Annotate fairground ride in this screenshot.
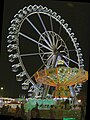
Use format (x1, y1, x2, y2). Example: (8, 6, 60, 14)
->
(7, 5, 88, 101)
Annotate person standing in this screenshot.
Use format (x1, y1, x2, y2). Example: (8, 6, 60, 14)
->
(80, 101, 85, 120)
(15, 105, 21, 118)
(50, 105, 55, 119)
(31, 103, 40, 119)
(21, 103, 26, 120)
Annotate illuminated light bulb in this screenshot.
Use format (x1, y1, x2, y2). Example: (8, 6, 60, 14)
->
(78, 99, 81, 103)
(1, 87, 3, 90)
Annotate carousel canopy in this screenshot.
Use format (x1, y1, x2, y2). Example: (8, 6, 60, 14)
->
(34, 66, 88, 87)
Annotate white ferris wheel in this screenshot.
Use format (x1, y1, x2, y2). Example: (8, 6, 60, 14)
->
(7, 5, 85, 98)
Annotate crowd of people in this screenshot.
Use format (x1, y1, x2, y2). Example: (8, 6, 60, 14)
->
(0, 100, 86, 120)
(0, 103, 27, 120)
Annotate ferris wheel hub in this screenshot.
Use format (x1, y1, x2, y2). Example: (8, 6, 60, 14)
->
(52, 45, 58, 54)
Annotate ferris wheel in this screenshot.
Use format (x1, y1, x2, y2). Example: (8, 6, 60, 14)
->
(7, 5, 85, 98)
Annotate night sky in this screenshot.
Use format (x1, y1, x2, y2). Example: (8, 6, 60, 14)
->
(0, 0, 90, 98)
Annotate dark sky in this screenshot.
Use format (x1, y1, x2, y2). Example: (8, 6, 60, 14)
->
(0, 0, 90, 98)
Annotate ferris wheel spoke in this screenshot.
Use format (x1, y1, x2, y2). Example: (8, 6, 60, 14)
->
(57, 40, 63, 50)
(20, 52, 52, 57)
(64, 61, 69, 67)
(58, 24, 62, 35)
(26, 17, 52, 49)
(50, 16, 53, 32)
(37, 53, 53, 71)
(56, 35, 59, 47)
(65, 36, 69, 43)
(47, 59, 52, 66)
(46, 53, 53, 63)
(60, 48, 69, 54)
(62, 55, 79, 65)
(52, 54, 57, 66)
(57, 44, 62, 50)
(52, 34, 55, 46)
(47, 55, 53, 66)
(19, 32, 52, 51)
(37, 13, 53, 46)
(50, 16, 55, 45)
(60, 50, 66, 53)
